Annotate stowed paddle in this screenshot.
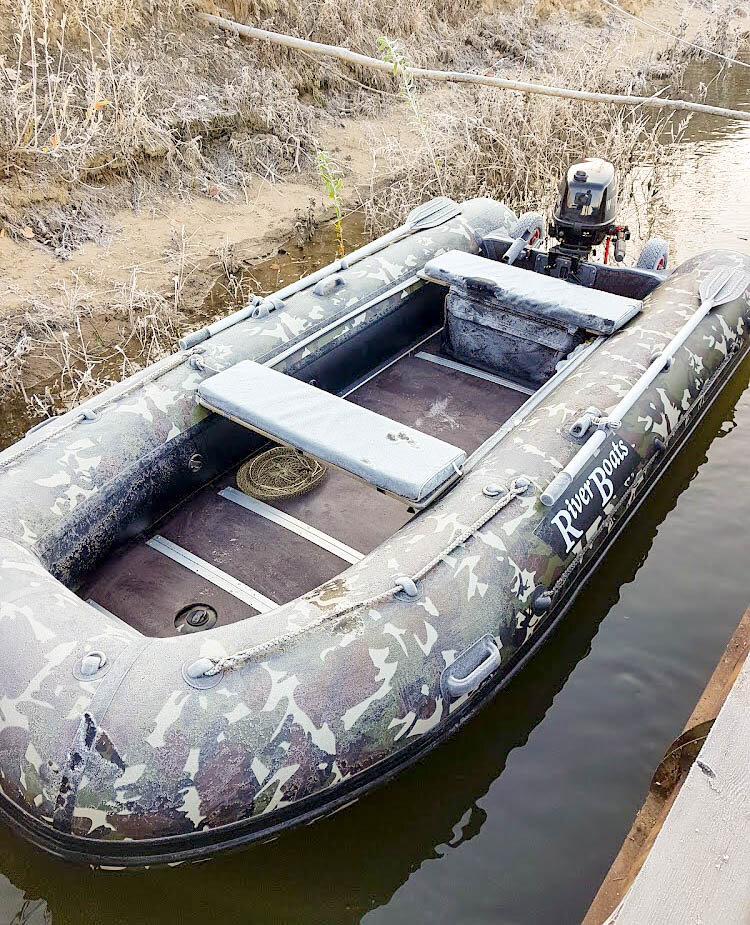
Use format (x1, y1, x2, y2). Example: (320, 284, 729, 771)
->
(541, 261, 750, 506)
(179, 197, 462, 349)
(400, 196, 462, 233)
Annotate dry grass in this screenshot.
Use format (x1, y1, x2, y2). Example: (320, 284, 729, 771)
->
(1, 1, 183, 173)
(0, 262, 188, 421)
(362, 54, 685, 248)
(0, 0, 324, 244)
(0, 0, 745, 226)
(622, 0, 748, 79)
(0, 0, 586, 245)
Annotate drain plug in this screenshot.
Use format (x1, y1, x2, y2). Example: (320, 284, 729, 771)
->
(188, 609, 209, 627)
(175, 603, 218, 634)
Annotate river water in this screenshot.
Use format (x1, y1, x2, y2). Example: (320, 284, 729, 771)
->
(1, 54, 749, 925)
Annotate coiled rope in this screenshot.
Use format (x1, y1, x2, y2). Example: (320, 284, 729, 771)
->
(204, 476, 531, 675)
(599, 0, 750, 71)
(199, 12, 750, 123)
(237, 448, 328, 500)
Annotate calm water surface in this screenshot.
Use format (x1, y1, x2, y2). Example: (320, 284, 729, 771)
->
(2, 56, 750, 925)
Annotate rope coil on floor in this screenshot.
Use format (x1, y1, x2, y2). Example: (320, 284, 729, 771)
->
(237, 448, 328, 500)
(204, 476, 531, 675)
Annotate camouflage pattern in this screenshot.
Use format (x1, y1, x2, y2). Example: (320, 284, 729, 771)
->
(0, 194, 747, 865)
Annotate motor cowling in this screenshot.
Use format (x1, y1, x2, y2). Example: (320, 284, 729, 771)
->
(551, 158, 619, 254)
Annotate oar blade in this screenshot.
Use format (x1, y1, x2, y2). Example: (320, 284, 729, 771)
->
(713, 267, 750, 307)
(699, 266, 733, 306)
(699, 265, 750, 308)
(405, 196, 461, 231)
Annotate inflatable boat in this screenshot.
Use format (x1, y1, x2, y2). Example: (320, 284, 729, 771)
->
(0, 162, 748, 866)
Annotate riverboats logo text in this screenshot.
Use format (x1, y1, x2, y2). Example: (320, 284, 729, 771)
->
(536, 435, 638, 557)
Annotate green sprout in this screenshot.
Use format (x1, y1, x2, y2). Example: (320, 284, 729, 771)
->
(377, 36, 444, 195)
(316, 149, 345, 256)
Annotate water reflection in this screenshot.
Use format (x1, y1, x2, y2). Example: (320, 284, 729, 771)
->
(657, 54, 750, 261)
(660, 56, 750, 142)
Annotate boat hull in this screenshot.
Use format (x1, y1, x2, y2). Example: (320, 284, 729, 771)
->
(0, 197, 747, 866)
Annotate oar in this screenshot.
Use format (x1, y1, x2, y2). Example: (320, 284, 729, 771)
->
(699, 265, 750, 310)
(179, 197, 462, 349)
(402, 196, 462, 231)
(541, 262, 750, 507)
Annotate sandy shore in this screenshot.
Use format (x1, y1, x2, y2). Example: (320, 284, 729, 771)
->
(0, 0, 745, 338)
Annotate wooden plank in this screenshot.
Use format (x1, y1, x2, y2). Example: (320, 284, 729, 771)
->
(612, 606, 750, 923)
(584, 606, 750, 923)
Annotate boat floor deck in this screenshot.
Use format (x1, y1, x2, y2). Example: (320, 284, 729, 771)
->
(77, 342, 528, 637)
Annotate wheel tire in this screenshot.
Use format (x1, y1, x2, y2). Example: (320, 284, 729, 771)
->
(508, 212, 545, 247)
(636, 237, 669, 271)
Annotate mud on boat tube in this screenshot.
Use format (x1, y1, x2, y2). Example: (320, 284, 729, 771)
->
(0, 194, 748, 867)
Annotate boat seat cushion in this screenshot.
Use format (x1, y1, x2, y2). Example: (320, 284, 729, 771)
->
(197, 361, 466, 504)
(421, 250, 642, 335)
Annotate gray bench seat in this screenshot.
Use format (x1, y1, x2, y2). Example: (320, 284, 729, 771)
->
(421, 250, 642, 335)
(197, 361, 466, 506)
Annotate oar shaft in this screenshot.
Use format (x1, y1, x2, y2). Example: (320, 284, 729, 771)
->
(179, 225, 404, 349)
(540, 280, 743, 506)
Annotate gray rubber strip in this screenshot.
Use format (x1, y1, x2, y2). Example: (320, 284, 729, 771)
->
(219, 487, 364, 565)
(146, 535, 277, 612)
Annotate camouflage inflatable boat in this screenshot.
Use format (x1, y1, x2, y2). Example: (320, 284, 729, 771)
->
(0, 180, 748, 867)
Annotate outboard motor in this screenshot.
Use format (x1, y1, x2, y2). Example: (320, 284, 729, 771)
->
(550, 157, 630, 265)
(483, 156, 669, 280)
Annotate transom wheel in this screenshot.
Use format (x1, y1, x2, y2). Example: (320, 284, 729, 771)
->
(636, 237, 669, 271)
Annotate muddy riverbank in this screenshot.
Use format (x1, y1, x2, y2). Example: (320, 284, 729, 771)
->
(1, 0, 747, 440)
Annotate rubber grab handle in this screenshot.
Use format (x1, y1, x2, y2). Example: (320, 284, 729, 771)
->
(444, 636, 502, 698)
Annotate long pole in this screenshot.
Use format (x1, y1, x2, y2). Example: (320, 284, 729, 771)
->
(199, 13, 750, 124)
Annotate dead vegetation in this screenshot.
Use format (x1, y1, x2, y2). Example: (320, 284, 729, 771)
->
(633, 0, 748, 79)
(0, 266, 186, 423)
(0, 0, 747, 436)
(362, 56, 682, 245)
(0, 0, 745, 235)
(0, 0, 597, 246)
